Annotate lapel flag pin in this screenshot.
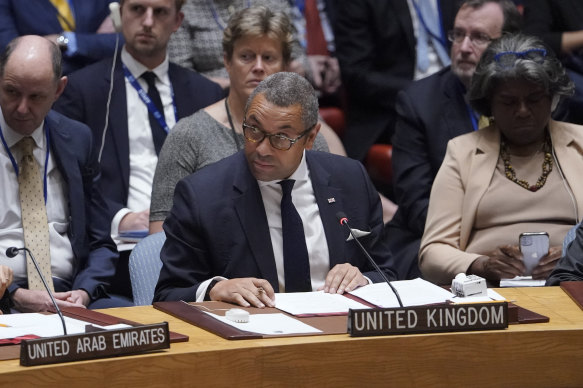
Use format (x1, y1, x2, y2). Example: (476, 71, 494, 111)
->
(327, 198, 336, 203)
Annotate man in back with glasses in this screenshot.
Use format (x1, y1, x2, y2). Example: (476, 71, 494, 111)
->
(385, 0, 521, 280)
(154, 72, 396, 307)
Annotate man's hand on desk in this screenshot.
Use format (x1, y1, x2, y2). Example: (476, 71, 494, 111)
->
(209, 278, 275, 308)
(319, 263, 367, 294)
(12, 288, 88, 312)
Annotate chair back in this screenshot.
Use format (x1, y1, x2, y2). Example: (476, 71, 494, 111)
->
(562, 223, 580, 256)
(128, 232, 166, 305)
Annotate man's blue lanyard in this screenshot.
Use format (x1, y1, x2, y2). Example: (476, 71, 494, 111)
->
(122, 63, 177, 134)
(0, 121, 50, 203)
(412, 0, 448, 50)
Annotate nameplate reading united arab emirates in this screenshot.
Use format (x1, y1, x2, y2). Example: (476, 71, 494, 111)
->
(20, 322, 170, 366)
(348, 302, 508, 336)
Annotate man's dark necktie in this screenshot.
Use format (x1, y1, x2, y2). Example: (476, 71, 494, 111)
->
(142, 71, 167, 155)
(279, 179, 311, 292)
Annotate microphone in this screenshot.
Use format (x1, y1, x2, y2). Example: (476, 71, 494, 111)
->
(336, 212, 403, 307)
(6, 247, 67, 335)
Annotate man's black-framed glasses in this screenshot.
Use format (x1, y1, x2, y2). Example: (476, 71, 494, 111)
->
(447, 29, 492, 47)
(242, 121, 315, 151)
(494, 49, 547, 69)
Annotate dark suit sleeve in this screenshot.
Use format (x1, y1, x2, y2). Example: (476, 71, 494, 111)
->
(391, 89, 435, 235)
(154, 178, 210, 302)
(73, 33, 123, 62)
(67, 120, 119, 300)
(333, 0, 412, 109)
(546, 223, 583, 285)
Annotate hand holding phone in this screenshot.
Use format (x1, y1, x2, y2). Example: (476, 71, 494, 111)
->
(519, 232, 549, 276)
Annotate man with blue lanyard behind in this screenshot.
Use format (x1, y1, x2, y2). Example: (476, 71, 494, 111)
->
(54, 0, 223, 281)
(54, 0, 223, 300)
(0, 35, 129, 311)
(384, 0, 522, 280)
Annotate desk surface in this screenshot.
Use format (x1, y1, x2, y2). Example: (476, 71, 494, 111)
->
(1, 287, 582, 387)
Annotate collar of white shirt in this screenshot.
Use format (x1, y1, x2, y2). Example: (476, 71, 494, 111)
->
(121, 46, 170, 87)
(257, 150, 308, 189)
(0, 108, 45, 151)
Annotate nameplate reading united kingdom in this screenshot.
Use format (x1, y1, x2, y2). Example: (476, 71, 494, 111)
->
(348, 302, 508, 336)
(20, 322, 170, 366)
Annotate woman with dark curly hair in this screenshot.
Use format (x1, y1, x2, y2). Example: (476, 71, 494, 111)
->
(420, 33, 583, 285)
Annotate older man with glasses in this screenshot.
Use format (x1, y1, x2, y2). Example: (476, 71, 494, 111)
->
(154, 72, 396, 308)
(384, 0, 522, 280)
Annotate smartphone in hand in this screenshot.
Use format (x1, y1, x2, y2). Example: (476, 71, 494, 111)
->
(519, 232, 549, 276)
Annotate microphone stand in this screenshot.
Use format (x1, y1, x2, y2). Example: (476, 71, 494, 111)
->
(337, 213, 404, 307)
(7, 247, 67, 335)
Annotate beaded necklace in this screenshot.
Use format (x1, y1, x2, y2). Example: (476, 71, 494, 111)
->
(500, 133, 553, 192)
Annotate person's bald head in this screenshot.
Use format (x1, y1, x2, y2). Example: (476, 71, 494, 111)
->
(0, 35, 62, 81)
(0, 35, 67, 135)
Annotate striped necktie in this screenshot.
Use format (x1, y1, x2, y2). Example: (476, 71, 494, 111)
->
(50, 0, 76, 31)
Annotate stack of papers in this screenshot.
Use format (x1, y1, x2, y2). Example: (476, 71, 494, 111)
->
(0, 314, 88, 340)
(203, 312, 321, 335)
(348, 278, 455, 308)
(274, 291, 370, 316)
(0, 313, 132, 340)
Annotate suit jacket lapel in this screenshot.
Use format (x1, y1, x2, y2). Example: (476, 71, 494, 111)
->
(45, 112, 83, 253)
(442, 72, 473, 139)
(549, 120, 583, 219)
(232, 153, 279, 290)
(306, 153, 346, 268)
(459, 126, 500, 249)
(108, 59, 130, 192)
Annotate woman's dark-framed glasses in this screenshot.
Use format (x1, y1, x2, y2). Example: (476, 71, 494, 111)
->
(447, 29, 492, 47)
(494, 49, 547, 69)
(242, 121, 314, 151)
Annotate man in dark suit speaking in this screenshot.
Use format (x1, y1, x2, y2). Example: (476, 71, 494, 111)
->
(154, 72, 396, 308)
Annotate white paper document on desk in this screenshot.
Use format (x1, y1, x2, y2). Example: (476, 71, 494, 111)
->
(0, 313, 91, 339)
(274, 291, 370, 316)
(203, 312, 321, 335)
(349, 278, 455, 308)
(500, 276, 546, 287)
